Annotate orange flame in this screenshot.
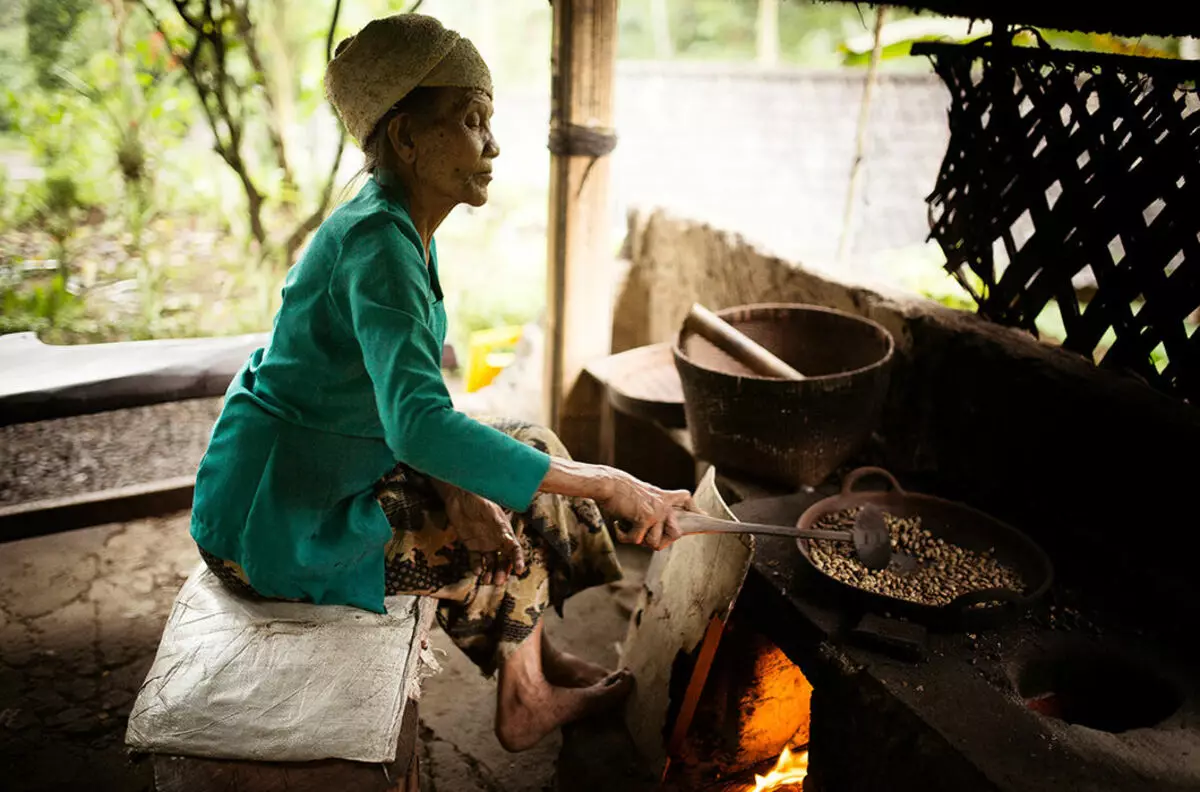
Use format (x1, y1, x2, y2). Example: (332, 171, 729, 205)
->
(750, 746, 809, 791)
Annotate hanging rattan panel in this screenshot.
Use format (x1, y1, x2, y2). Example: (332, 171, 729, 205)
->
(923, 38, 1200, 403)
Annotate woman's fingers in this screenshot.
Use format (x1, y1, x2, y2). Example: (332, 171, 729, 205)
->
(595, 472, 699, 551)
(661, 509, 684, 548)
(510, 548, 525, 576)
(622, 499, 655, 545)
(500, 524, 525, 576)
(643, 520, 664, 550)
(446, 491, 529, 586)
(612, 514, 644, 544)
(480, 552, 493, 585)
(667, 490, 698, 512)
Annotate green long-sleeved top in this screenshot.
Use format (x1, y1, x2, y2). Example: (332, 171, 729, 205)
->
(190, 175, 551, 613)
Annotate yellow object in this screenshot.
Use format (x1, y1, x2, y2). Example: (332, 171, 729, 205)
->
(465, 325, 523, 392)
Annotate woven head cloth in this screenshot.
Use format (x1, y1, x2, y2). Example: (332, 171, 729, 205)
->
(324, 14, 493, 148)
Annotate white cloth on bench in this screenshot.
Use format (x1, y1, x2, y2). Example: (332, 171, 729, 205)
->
(125, 563, 434, 763)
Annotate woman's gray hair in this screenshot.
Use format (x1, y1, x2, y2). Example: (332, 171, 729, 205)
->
(361, 87, 444, 176)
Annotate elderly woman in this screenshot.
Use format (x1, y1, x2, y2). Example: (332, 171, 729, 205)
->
(189, 14, 693, 753)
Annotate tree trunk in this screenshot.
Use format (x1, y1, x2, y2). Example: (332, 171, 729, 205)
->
(266, 0, 297, 142)
(756, 0, 779, 66)
(236, 2, 295, 200)
(650, 0, 672, 59)
(237, 165, 267, 249)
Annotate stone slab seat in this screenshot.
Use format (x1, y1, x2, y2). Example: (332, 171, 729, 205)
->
(126, 565, 436, 792)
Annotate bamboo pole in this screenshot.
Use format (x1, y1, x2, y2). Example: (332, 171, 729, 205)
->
(545, 0, 619, 447)
(837, 5, 887, 264)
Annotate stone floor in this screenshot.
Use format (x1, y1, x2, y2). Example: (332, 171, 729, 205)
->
(0, 514, 648, 792)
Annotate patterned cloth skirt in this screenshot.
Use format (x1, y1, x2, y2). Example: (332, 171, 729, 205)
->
(198, 419, 624, 675)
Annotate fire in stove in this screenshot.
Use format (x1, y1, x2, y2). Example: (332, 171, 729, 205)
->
(663, 618, 814, 791)
(750, 746, 809, 790)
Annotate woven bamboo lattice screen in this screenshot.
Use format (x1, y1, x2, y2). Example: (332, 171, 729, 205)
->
(920, 36, 1200, 403)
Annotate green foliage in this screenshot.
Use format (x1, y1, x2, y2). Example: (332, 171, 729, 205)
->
(5, 79, 121, 214)
(0, 3, 24, 130)
(39, 174, 86, 246)
(10, 6, 196, 248)
(866, 241, 978, 312)
(0, 164, 16, 229)
(618, 0, 906, 66)
(0, 274, 81, 335)
(672, 0, 758, 59)
(24, 0, 93, 89)
(620, 0, 759, 61)
(779, 1, 873, 67)
(842, 16, 1191, 67)
(0, 170, 41, 233)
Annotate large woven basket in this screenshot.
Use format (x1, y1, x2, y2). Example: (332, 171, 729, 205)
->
(673, 304, 894, 489)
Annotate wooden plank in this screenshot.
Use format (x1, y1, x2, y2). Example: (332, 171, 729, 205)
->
(152, 696, 419, 792)
(0, 475, 195, 542)
(664, 614, 726, 759)
(619, 466, 754, 779)
(545, 0, 620, 440)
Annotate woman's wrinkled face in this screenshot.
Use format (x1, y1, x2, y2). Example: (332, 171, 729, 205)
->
(405, 87, 499, 208)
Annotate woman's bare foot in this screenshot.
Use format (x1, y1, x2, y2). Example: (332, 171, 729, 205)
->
(541, 633, 611, 688)
(496, 669, 634, 752)
(495, 623, 634, 752)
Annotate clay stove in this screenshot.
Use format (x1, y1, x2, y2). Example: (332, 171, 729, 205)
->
(615, 465, 1196, 792)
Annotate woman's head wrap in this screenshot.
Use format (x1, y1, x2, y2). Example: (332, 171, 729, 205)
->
(324, 14, 493, 147)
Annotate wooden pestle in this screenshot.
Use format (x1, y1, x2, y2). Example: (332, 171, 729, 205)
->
(685, 303, 806, 380)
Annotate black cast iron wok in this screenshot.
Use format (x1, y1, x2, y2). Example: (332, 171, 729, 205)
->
(795, 467, 1054, 630)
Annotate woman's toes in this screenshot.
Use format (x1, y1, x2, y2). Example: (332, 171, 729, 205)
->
(597, 668, 634, 693)
(542, 643, 611, 688)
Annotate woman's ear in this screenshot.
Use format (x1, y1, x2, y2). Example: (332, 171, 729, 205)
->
(387, 114, 417, 165)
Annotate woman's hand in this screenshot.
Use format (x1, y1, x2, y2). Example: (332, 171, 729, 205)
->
(433, 481, 525, 585)
(594, 469, 697, 551)
(537, 457, 696, 551)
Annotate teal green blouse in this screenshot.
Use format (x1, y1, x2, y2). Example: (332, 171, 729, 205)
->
(190, 176, 551, 613)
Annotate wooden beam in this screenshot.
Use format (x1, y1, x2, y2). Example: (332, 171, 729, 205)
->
(545, 0, 619, 445)
(0, 476, 195, 543)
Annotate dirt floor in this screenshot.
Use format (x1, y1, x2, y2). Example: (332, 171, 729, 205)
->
(0, 513, 648, 792)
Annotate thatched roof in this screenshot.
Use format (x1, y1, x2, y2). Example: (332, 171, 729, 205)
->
(821, 1, 1200, 40)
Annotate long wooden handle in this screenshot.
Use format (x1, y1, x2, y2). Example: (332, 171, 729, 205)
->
(685, 303, 806, 380)
(675, 511, 851, 541)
